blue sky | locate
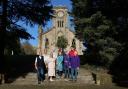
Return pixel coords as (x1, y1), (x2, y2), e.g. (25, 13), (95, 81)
(21, 0), (73, 47)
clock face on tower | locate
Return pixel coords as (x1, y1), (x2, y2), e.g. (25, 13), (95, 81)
(57, 11), (64, 17)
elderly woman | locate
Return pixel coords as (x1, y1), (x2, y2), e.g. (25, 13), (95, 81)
(46, 53), (56, 81)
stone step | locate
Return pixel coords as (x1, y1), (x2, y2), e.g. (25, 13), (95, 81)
(11, 80), (95, 85)
(11, 76), (95, 85)
(15, 74), (93, 80)
(10, 68), (95, 85)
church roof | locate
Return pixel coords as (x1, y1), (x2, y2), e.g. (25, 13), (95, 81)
(53, 6), (67, 9)
(68, 28), (75, 34)
(42, 27), (55, 35)
(42, 27), (75, 35)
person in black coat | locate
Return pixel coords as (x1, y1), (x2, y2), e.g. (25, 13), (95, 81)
(35, 54), (46, 84)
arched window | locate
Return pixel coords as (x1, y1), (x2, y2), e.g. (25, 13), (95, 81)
(72, 38), (76, 49)
(45, 38), (49, 48)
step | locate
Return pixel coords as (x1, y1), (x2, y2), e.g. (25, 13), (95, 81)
(10, 68), (96, 85)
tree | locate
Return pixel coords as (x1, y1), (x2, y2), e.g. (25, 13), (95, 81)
(71, 0), (121, 67)
(70, 0), (93, 40)
(56, 36), (68, 49)
(21, 41), (36, 55)
(83, 12), (121, 67)
(110, 45), (128, 86)
(71, 0), (128, 42)
(71, 0), (128, 85)
(1, 0), (53, 83)
(1, 0), (53, 54)
(4, 35), (22, 55)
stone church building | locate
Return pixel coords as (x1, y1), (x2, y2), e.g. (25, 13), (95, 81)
(37, 6), (83, 55)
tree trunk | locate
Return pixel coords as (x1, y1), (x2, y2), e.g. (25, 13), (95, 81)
(0, 0), (7, 84)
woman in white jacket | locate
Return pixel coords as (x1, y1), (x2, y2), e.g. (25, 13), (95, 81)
(46, 53), (56, 81)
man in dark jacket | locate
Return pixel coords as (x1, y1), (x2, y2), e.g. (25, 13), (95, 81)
(35, 53), (46, 84)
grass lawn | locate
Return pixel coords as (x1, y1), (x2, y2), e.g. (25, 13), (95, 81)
(0, 84), (128, 89)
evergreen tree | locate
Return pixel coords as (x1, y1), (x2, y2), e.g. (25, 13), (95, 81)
(83, 11), (121, 67)
(0, 0), (53, 83)
(71, 0), (128, 84)
(1, 0), (53, 55)
(56, 36), (68, 50)
(71, 0), (121, 67)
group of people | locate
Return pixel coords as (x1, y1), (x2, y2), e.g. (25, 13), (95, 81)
(34, 46), (80, 84)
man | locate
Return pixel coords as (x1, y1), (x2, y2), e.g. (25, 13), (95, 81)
(68, 46), (80, 82)
(35, 53), (46, 84)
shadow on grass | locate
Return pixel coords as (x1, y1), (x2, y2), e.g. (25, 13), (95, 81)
(4, 55), (37, 83)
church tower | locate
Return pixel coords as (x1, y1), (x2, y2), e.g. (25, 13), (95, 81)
(53, 6), (68, 41)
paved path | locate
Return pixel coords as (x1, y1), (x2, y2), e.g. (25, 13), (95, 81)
(9, 67), (95, 85)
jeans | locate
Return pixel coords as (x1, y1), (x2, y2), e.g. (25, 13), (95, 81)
(71, 68), (78, 80)
(56, 70), (62, 77)
(37, 67), (45, 82)
(64, 66), (70, 78)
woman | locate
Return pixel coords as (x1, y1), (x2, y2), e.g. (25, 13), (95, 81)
(56, 52), (63, 78)
(46, 53), (56, 81)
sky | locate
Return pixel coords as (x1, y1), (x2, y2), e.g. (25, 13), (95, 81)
(21, 0), (73, 47)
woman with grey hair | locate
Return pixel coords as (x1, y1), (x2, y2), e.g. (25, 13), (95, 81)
(46, 53), (56, 81)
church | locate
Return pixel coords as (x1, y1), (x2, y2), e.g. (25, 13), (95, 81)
(37, 6), (83, 55)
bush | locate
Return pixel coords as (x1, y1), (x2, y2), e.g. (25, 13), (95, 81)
(109, 47), (128, 86)
(4, 55), (36, 79)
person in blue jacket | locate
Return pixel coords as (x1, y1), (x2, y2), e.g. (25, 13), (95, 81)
(56, 51), (63, 79)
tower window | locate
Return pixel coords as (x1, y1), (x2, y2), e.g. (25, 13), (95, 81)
(60, 21), (61, 27)
(58, 21), (59, 27)
(58, 20), (64, 28)
(62, 21), (64, 27)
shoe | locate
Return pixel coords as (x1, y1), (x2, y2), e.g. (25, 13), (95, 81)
(57, 76), (60, 79)
(38, 81), (41, 84)
(69, 79), (73, 81)
(64, 79), (68, 81)
(73, 79), (77, 82)
(50, 79), (54, 82)
(41, 80), (44, 82)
